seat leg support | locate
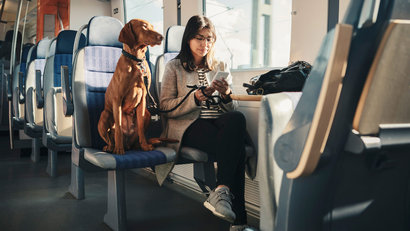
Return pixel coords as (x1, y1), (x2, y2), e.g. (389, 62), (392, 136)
(30, 138), (41, 163)
(68, 163), (85, 200)
(46, 149), (57, 177)
(194, 162), (216, 193)
(104, 170), (127, 231)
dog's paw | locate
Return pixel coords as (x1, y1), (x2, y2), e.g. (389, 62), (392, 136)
(103, 145), (114, 152)
(141, 143), (154, 151)
(113, 147), (125, 155)
(148, 138), (162, 145)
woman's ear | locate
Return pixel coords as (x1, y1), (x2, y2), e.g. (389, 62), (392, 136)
(118, 21), (137, 48)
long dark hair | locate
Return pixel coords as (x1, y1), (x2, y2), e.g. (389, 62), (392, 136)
(176, 15), (217, 72)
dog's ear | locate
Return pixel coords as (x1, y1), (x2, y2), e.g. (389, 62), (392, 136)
(118, 21), (137, 48)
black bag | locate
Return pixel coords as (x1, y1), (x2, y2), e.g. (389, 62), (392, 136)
(243, 61), (312, 95)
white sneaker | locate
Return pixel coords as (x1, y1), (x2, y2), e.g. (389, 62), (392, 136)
(203, 186), (236, 223)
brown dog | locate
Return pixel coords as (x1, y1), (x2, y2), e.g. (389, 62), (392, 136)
(97, 19), (163, 154)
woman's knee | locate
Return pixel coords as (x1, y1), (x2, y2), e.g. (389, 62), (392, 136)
(227, 111), (246, 129)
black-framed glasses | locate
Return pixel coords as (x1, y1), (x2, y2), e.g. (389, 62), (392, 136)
(193, 34), (215, 44)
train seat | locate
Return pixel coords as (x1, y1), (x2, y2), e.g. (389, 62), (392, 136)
(259, 1), (409, 230)
(24, 37), (52, 137)
(153, 25), (256, 192)
(8, 44), (32, 123)
(41, 30), (85, 176)
(258, 17), (355, 231)
(1, 30), (21, 126)
(12, 44), (36, 129)
(347, 20), (410, 152)
(67, 16), (175, 231)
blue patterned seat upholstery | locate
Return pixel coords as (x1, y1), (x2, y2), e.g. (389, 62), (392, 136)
(11, 44), (32, 116)
(42, 30), (86, 150)
(72, 16), (175, 170)
(12, 44), (35, 128)
(69, 16), (175, 231)
(24, 37), (52, 137)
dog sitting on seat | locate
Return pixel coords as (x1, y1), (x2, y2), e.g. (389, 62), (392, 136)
(98, 19), (171, 154)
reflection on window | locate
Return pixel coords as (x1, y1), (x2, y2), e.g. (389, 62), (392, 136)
(206, 0), (291, 69)
(124, 0), (164, 62)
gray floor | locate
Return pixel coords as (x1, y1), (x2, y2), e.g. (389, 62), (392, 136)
(0, 132), (232, 231)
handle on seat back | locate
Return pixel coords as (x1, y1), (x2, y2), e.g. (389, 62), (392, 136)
(61, 65), (73, 116)
(35, 70), (43, 108)
(18, 71), (25, 103)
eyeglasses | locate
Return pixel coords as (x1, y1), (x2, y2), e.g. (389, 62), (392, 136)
(193, 34), (215, 44)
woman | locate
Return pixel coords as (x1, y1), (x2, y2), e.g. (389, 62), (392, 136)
(159, 15), (251, 231)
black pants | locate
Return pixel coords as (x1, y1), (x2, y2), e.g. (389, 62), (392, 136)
(182, 111), (247, 225)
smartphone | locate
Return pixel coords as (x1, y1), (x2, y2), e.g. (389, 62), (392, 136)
(212, 71), (229, 82)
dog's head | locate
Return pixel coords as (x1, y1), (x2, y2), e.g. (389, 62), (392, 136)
(118, 19), (163, 49)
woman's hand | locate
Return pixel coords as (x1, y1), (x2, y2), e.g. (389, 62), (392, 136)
(212, 79), (231, 96)
(194, 86), (215, 101)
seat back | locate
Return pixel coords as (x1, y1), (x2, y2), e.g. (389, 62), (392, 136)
(11, 44), (32, 117)
(25, 37), (52, 125)
(54, 30), (86, 88)
(43, 30), (86, 138)
(73, 16), (123, 149)
(153, 25), (185, 100)
(13, 44), (36, 120)
(273, 1), (408, 230)
(353, 20), (410, 135)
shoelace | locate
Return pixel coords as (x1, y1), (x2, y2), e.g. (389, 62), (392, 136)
(216, 189), (234, 205)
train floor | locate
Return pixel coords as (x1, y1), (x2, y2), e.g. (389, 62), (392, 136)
(0, 132), (233, 231)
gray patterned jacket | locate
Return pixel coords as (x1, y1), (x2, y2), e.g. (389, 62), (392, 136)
(155, 58), (237, 185)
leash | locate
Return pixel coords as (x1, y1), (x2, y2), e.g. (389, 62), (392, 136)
(121, 50), (225, 117)
(145, 84), (199, 115)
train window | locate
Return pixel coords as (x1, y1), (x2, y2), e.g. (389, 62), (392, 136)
(124, 0), (164, 62)
(205, 0), (291, 69)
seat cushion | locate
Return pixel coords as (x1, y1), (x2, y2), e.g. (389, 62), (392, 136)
(180, 145), (255, 163)
(180, 146), (209, 162)
(84, 146), (176, 169)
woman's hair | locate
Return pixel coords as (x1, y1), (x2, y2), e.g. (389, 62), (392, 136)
(176, 15), (217, 72)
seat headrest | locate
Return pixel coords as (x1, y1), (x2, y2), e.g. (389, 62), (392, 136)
(47, 39), (57, 57)
(37, 38), (52, 59)
(56, 30), (86, 54)
(27, 45), (37, 64)
(21, 43), (34, 63)
(165, 25), (185, 53)
(87, 16), (123, 48)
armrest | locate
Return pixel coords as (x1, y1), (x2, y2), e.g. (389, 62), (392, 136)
(61, 65), (73, 116)
(18, 72), (25, 103)
(345, 124), (410, 154)
(35, 70), (44, 108)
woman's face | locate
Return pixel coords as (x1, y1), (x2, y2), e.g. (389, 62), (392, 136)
(189, 28), (214, 65)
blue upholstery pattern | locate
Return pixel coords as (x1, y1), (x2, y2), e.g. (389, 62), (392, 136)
(54, 30), (86, 88)
(54, 54), (72, 87)
(56, 30), (86, 54)
(113, 150), (167, 169)
(19, 44), (34, 77)
(84, 46), (122, 149)
(27, 46), (37, 66)
(20, 44), (33, 64)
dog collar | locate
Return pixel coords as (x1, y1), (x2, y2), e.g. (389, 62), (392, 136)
(122, 49), (145, 63)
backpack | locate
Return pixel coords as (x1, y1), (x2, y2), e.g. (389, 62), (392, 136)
(243, 61), (312, 95)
